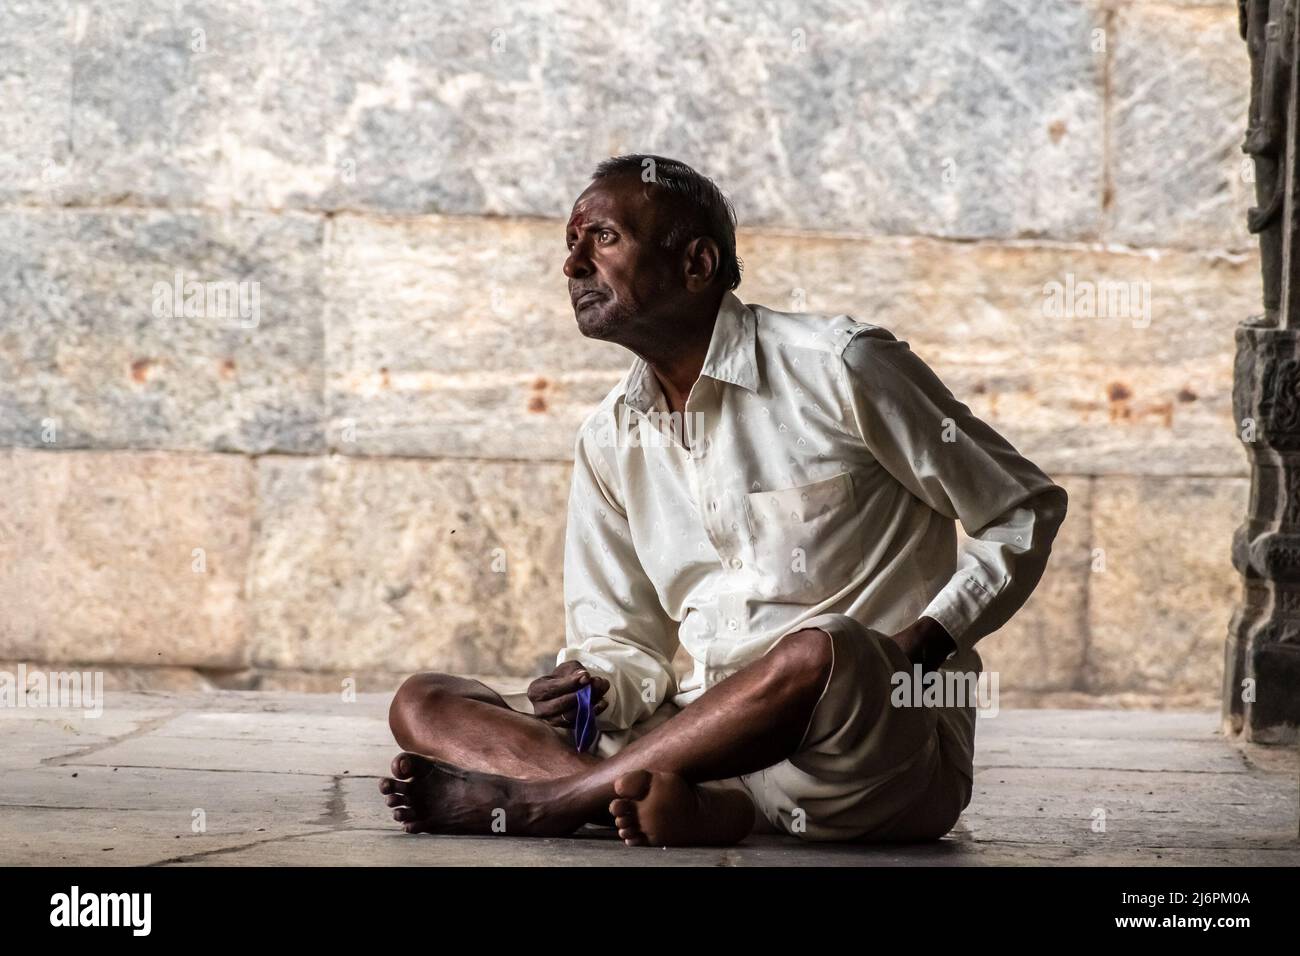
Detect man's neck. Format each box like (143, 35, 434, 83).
(647, 341, 709, 415)
(632, 292, 724, 416)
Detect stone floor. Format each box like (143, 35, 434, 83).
(1, 688, 1297, 866)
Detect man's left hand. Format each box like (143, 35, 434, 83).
(886, 616, 956, 674)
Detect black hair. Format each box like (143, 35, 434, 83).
(591, 154, 742, 290)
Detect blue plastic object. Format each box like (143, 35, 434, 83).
(574, 683, 599, 753)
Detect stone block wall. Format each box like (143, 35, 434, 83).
(0, 0, 1256, 705)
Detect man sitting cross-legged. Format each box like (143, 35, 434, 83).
(380, 155, 1068, 846)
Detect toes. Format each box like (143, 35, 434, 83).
(390, 751, 436, 780)
(610, 796, 639, 834)
(613, 769, 653, 801)
(393, 806, 420, 823)
(612, 771, 653, 846)
(378, 777, 407, 796)
(385, 793, 407, 808)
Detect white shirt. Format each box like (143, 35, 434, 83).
(558, 290, 1067, 736)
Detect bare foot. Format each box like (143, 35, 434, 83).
(379, 752, 583, 836)
(608, 769, 755, 847)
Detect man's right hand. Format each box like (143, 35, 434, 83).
(527, 661, 610, 728)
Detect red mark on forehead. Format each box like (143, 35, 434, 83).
(567, 211, 589, 231)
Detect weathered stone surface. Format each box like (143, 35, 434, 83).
(1108, 3, 1253, 250)
(966, 766, 1296, 848)
(974, 731, 1247, 772)
(249, 455, 569, 676)
(0, 209, 325, 452)
(116, 688, 395, 716)
(243, 452, 1104, 695)
(236, 668, 526, 695)
(5, 691, 1298, 867)
(0, 808, 331, 867)
(325, 215, 1259, 474)
(977, 706, 1225, 740)
(323, 215, 627, 460)
(153, 710, 392, 748)
(0, 660, 218, 692)
(54, 663, 1228, 705)
(1087, 476, 1248, 695)
(76, 733, 394, 777)
(0, 449, 253, 668)
(741, 233, 1257, 478)
(974, 475, 1091, 692)
(0, 763, 333, 866)
(0, 709, 173, 772)
(996, 688, 1221, 709)
(65, 0, 270, 210)
(0, 1, 1265, 706)
(1224, 326, 1300, 740)
(2, 207, 1251, 476)
(160, 824, 1300, 866)
(62, 0, 1104, 240)
(970, 766, 1294, 826)
(0, 1, 73, 204)
(235, 668, 408, 694)
(0, 763, 331, 818)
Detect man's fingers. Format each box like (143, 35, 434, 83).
(530, 669, 592, 702)
(533, 690, 581, 721)
(548, 695, 607, 726)
(535, 673, 609, 721)
(543, 700, 604, 727)
(585, 679, 610, 707)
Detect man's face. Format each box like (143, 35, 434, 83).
(563, 174, 679, 342)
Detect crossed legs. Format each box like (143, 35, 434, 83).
(380, 627, 833, 845)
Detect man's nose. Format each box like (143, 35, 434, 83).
(563, 244, 592, 280)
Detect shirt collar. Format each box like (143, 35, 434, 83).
(622, 290, 759, 414)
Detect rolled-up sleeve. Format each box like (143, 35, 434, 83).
(557, 416, 680, 730)
(842, 326, 1068, 653)
(920, 492, 1067, 650)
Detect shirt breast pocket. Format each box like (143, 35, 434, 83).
(741, 471, 867, 603)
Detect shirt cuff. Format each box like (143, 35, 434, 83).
(921, 573, 1006, 652)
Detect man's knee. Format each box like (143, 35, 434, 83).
(388, 672, 464, 742)
(764, 628, 833, 698)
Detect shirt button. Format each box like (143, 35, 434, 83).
(729, 557, 743, 570)
(727, 619, 739, 632)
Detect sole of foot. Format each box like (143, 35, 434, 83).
(607, 768, 755, 847)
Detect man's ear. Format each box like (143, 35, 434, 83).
(682, 237, 721, 293)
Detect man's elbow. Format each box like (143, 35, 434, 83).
(1042, 483, 1068, 521)
(1035, 484, 1069, 548)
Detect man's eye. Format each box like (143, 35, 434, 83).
(598, 230, 615, 243)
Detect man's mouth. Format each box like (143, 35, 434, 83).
(574, 290, 604, 309)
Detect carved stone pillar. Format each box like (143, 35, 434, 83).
(1224, 0, 1300, 742)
